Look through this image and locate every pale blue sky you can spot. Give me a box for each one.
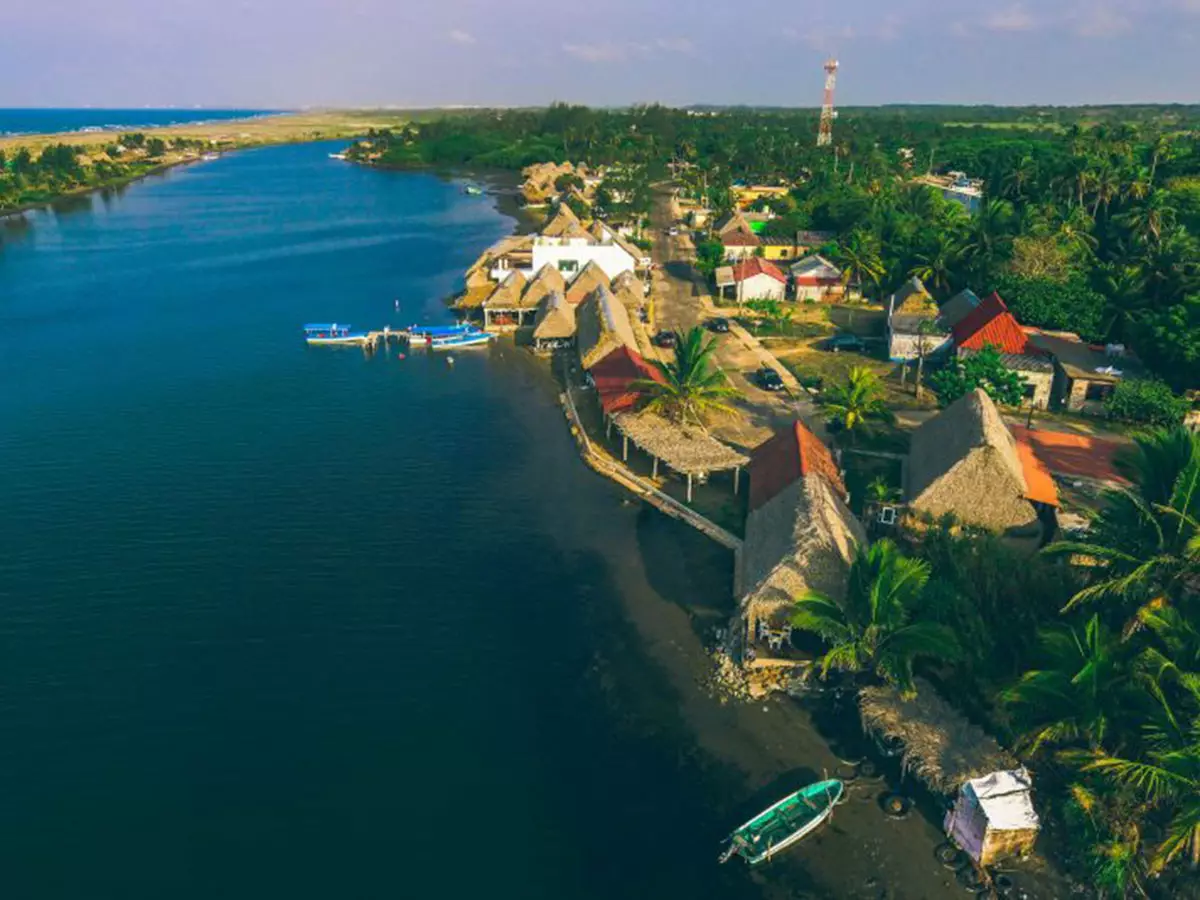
[1,0,1197,108]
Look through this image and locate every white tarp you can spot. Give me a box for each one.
[966,768,1039,831]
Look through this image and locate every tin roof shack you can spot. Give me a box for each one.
[945,769,1040,867]
[1025,328,1140,414]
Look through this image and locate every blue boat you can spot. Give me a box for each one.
[303,323,368,345]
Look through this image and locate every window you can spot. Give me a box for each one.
[557,259,579,273]
[1023,384,1037,399]
[1085,382,1113,403]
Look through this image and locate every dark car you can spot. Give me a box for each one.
[707,317,730,333]
[754,367,785,392]
[653,330,678,348]
[824,333,866,353]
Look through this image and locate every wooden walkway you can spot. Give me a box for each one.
[559,388,743,552]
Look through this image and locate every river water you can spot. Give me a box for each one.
[0,143,761,899]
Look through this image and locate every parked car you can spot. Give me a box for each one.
[653,330,678,348]
[668,226,679,237]
[707,317,730,333]
[754,367,785,392]
[824,333,866,353]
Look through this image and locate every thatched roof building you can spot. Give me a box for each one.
[481,271,533,329]
[737,422,865,665]
[532,291,575,349]
[858,678,1019,795]
[610,271,646,312]
[565,260,612,306]
[577,285,639,370]
[906,389,1057,535]
[542,203,591,240]
[522,263,567,309]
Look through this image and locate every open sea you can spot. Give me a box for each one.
[0,109,277,136]
[0,142,754,899]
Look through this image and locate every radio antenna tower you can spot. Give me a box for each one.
[817,58,838,147]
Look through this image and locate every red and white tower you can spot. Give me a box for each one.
[817,58,839,147]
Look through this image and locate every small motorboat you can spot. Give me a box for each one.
[719,779,844,865]
[407,323,474,342]
[430,330,492,350]
[303,323,367,346]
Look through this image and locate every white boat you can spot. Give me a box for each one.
[201,153,220,162]
[303,323,368,346]
[329,152,347,160]
[430,331,492,350]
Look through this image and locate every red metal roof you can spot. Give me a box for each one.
[748,421,844,511]
[1009,426,1130,487]
[590,345,664,415]
[793,275,841,286]
[952,292,1037,355]
[732,257,787,285]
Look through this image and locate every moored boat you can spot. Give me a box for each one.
[429,330,492,350]
[719,779,844,865]
[463,184,484,196]
[303,323,368,345]
[406,323,474,342]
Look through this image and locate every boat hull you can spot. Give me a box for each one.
[722,779,844,865]
[430,334,491,350]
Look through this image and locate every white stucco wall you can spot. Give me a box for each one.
[735,273,786,302]
[531,241,635,280]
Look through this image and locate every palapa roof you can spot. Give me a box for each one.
[577,285,640,370]
[522,263,568,309]
[565,260,612,306]
[610,271,646,311]
[482,270,529,310]
[731,257,787,284]
[590,345,664,415]
[889,276,937,318]
[542,203,591,240]
[859,679,1018,795]
[532,291,576,341]
[612,409,749,475]
[906,389,1051,530]
[739,421,864,619]
[590,222,646,266]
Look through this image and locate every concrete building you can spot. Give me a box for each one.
[887,277,951,361]
[717,257,787,303]
[952,293,1054,410]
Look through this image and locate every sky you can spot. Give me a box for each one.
[1,0,1198,108]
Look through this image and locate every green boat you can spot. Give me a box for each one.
[719,779,845,865]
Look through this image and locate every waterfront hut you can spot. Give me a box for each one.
[522,263,568,310]
[565,260,612,307]
[736,421,865,667]
[541,203,591,240]
[532,291,576,351]
[577,285,639,370]
[482,270,531,330]
[906,389,1057,538]
[945,769,1041,866]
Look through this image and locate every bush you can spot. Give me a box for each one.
[1103,378,1189,427]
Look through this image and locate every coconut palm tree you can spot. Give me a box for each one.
[1119,190,1177,248]
[910,231,966,297]
[821,367,893,441]
[1000,615,1144,754]
[633,326,739,427]
[831,230,885,299]
[1045,428,1200,629]
[791,539,960,697]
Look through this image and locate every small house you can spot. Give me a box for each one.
[790,254,854,303]
[906,389,1057,539]
[945,769,1040,867]
[721,228,760,261]
[718,257,787,304]
[952,293,1053,409]
[715,211,755,237]
[794,230,834,254]
[760,235,802,262]
[737,421,865,668]
[887,277,950,361]
[481,270,531,330]
[577,285,639,370]
[1025,328,1138,413]
[532,291,576,352]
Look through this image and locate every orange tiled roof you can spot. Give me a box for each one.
[749,421,844,511]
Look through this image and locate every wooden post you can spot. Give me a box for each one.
[734,466,740,495]
[652,457,659,479]
[606,417,612,439]
[622,435,628,461]
[687,473,693,503]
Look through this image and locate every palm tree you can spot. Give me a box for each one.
[821,367,893,441]
[910,231,965,297]
[1120,190,1177,247]
[791,539,960,697]
[1045,428,1199,629]
[633,326,740,427]
[831,231,885,299]
[1000,615,1142,754]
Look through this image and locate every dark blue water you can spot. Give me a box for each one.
[0,108,277,136]
[0,143,750,899]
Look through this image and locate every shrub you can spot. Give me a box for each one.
[1103,378,1188,427]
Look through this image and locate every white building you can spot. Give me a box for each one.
[716,257,788,303]
[490,204,637,282]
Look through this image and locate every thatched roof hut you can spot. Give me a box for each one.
[565,260,612,306]
[522,263,567,310]
[610,271,646,312]
[542,203,590,240]
[577,285,639,370]
[612,410,749,477]
[906,389,1056,534]
[737,422,865,662]
[858,679,1018,795]
[532,291,575,347]
[482,271,528,312]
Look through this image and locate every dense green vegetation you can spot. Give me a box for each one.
[0,133,206,212]
[359,104,1199,394]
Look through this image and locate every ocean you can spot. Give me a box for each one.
[0,108,277,137]
[0,142,756,899]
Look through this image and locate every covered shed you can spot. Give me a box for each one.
[482,270,531,330]
[906,389,1057,537]
[945,769,1040,866]
[577,285,639,370]
[532,291,576,351]
[737,421,865,667]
